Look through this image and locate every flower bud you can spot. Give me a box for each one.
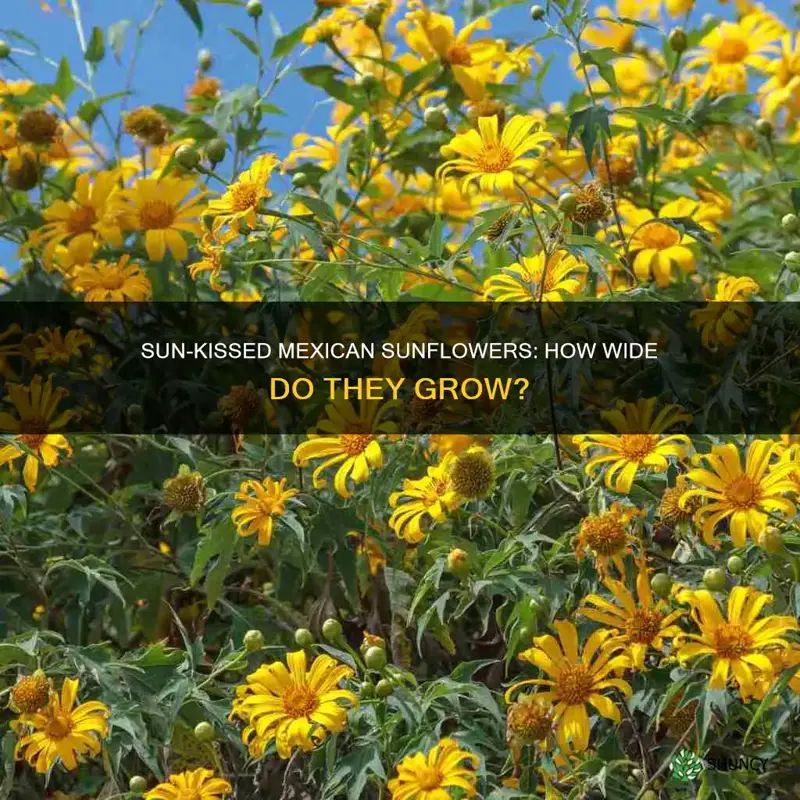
[193,721,214,742]
[198,49,213,72]
[446,548,470,579]
[530,5,545,21]
[243,629,264,651]
[174,144,200,170]
[129,776,148,795]
[322,618,343,641]
[0,41,11,59]
[205,138,228,165]
[294,628,314,647]
[668,27,688,53]
[246,0,264,18]
[755,118,773,138]
[557,192,578,214]
[424,105,448,131]
[781,213,799,234]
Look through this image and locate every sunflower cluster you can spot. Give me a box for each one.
[2,0,800,799]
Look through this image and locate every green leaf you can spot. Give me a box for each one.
[428,214,443,259]
[580,48,618,92]
[289,192,337,224]
[0,643,36,668]
[227,27,260,56]
[54,57,75,102]
[175,0,203,35]
[566,104,610,166]
[108,19,132,64]
[204,521,238,609]
[298,65,353,104]
[271,22,309,58]
[84,26,105,64]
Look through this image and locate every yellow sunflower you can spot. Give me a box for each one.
[506,620,631,753]
[188,230,234,292]
[293,397,397,497]
[674,586,798,700]
[232,477,299,546]
[619,200,698,287]
[387,737,480,799]
[436,115,555,193]
[397,2,501,100]
[690,275,759,350]
[230,650,358,759]
[70,254,153,301]
[685,11,783,94]
[573,398,691,493]
[33,327,93,364]
[573,503,638,576]
[578,558,684,669]
[389,452,462,543]
[115,176,205,262]
[14,678,109,773]
[483,249,586,302]
[0,375,72,491]
[33,170,122,266]
[286,124,359,170]
[679,439,799,548]
[760,33,800,120]
[144,768,232,800]
[205,153,280,234]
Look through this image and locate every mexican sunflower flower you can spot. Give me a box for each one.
[573,399,691,494]
[685,11,783,95]
[70,254,153,301]
[205,153,280,234]
[674,586,798,700]
[483,249,586,302]
[230,650,358,759]
[232,476,299,546]
[578,559,684,669]
[115,176,205,262]
[14,678,109,773]
[293,397,398,497]
[436,114,555,193]
[397,1,501,101]
[389,452,462,543]
[33,170,122,266]
[0,375,72,491]
[573,504,638,576]
[679,439,799,548]
[505,620,631,752]
[690,275,759,351]
[619,199,699,287]
[387,738,480,799]
[144,768,232,800]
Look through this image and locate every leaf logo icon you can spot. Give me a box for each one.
[670,749,704,781]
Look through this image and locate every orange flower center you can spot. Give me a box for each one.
[581,513,628,556]
[554,664,594,705]
[45,714,73,740]
[617,433,658,462]
[67,204,98,235]
[723,474,762,509]
[712,622,753,659]
[625,608,664,644]
[138,199,176,230]
[340,433,374,456]
[18,417,49,451]
[281,684,319,718]
[231,181,260,212]
[416,765,444,791]
[476,143,514,174]
[716,37,749,64]
[638,222,680,250]
[94,268,127,291]
[446,42,472,66]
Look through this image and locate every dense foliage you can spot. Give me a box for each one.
[1,0,800,798]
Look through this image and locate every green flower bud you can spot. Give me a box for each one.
[364,645,387,670]
[193,721,214,742]
[243,629,264,651]
[294,628,314,648]
[322,618,343,642]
